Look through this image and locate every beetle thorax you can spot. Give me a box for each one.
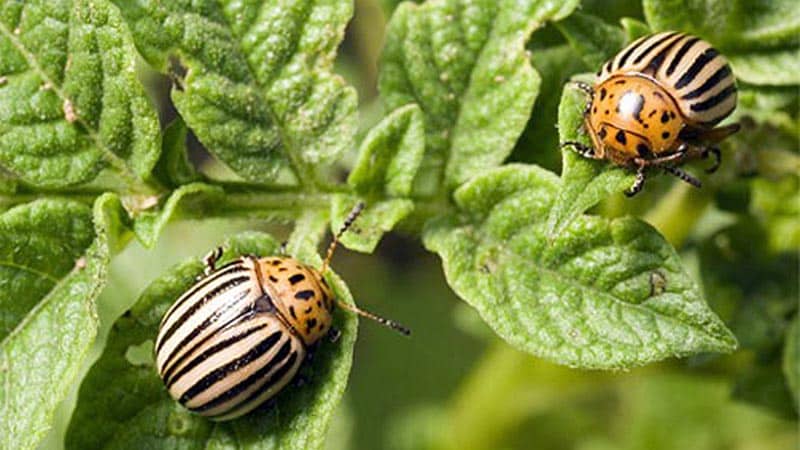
[587,74,683,161]
[256,257,334,347]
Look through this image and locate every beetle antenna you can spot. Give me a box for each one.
[335,300,411,336]
[321,201,365,274]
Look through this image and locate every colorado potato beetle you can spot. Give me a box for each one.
[154,203,409,420]
[562,31,740,196]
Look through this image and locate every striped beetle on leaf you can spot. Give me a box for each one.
[562,31,740,196]
[154,202,409,420]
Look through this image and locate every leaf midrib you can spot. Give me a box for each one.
[208,2,320,186]
[454,214,730,349]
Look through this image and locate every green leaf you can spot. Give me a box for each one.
[331,195,414,253]
[287,209,329,265]
[0,0,160,188]
[0,199,94,340]
[152,118,202,188]
[0,193,125,450]
[513,45,586,172]
[546,78,632,239]
[784,316,800,410]
[67,232,358,450]
[132,183,224,248]
[349,104,425,198]
[751,176,800,253]
[726,49,800,86]
[334,104,425,252]
[733,85,799,135]
[424,164,736,369]
[379,0,579,192]
[643,0,800,85]
[620,18,651,42]
[114,0,357,183]
[554,13,625,69]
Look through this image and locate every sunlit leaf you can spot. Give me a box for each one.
[0,194,126,450]
[424,164,736,369]
[380,0,579,192]
[113,0,357,184]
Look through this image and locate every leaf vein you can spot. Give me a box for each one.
[0,6,139,188]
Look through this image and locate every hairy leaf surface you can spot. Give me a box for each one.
[424,165,736,369]
[380,0,579,192]
[0,194,125,450]
[335,104,425,252]
[0,0,160,188]
[113,0,357,183]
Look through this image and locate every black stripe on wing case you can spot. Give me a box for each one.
[615,35,651,70]
[633,32,680,65]
[165,322,269,388]
[223,351,301,417]
[161,308,254,379]
[690,85,736,112]
[681,65,732,100]
[665,37,700,76]
[643,33,685,73]
[160,297,252,374]
[675,48,720,89]
[191,339,293,412]
[156,276,251,353]
[161,263,249,324]
[179,331,284,404]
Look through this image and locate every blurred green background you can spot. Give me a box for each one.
[42,0,798,449]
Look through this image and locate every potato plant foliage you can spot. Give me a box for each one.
[0,1,796,449]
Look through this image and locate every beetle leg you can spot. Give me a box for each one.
[278,240,288,255]
[642,143,688,166]
[625,164,647,197]
[561,141,600,159]
[702,147,721,173]
[327,327,342,343]
[202,246,224,277]
[568,81,594,116]
[570,80,594,97]
[663,166,702,188]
